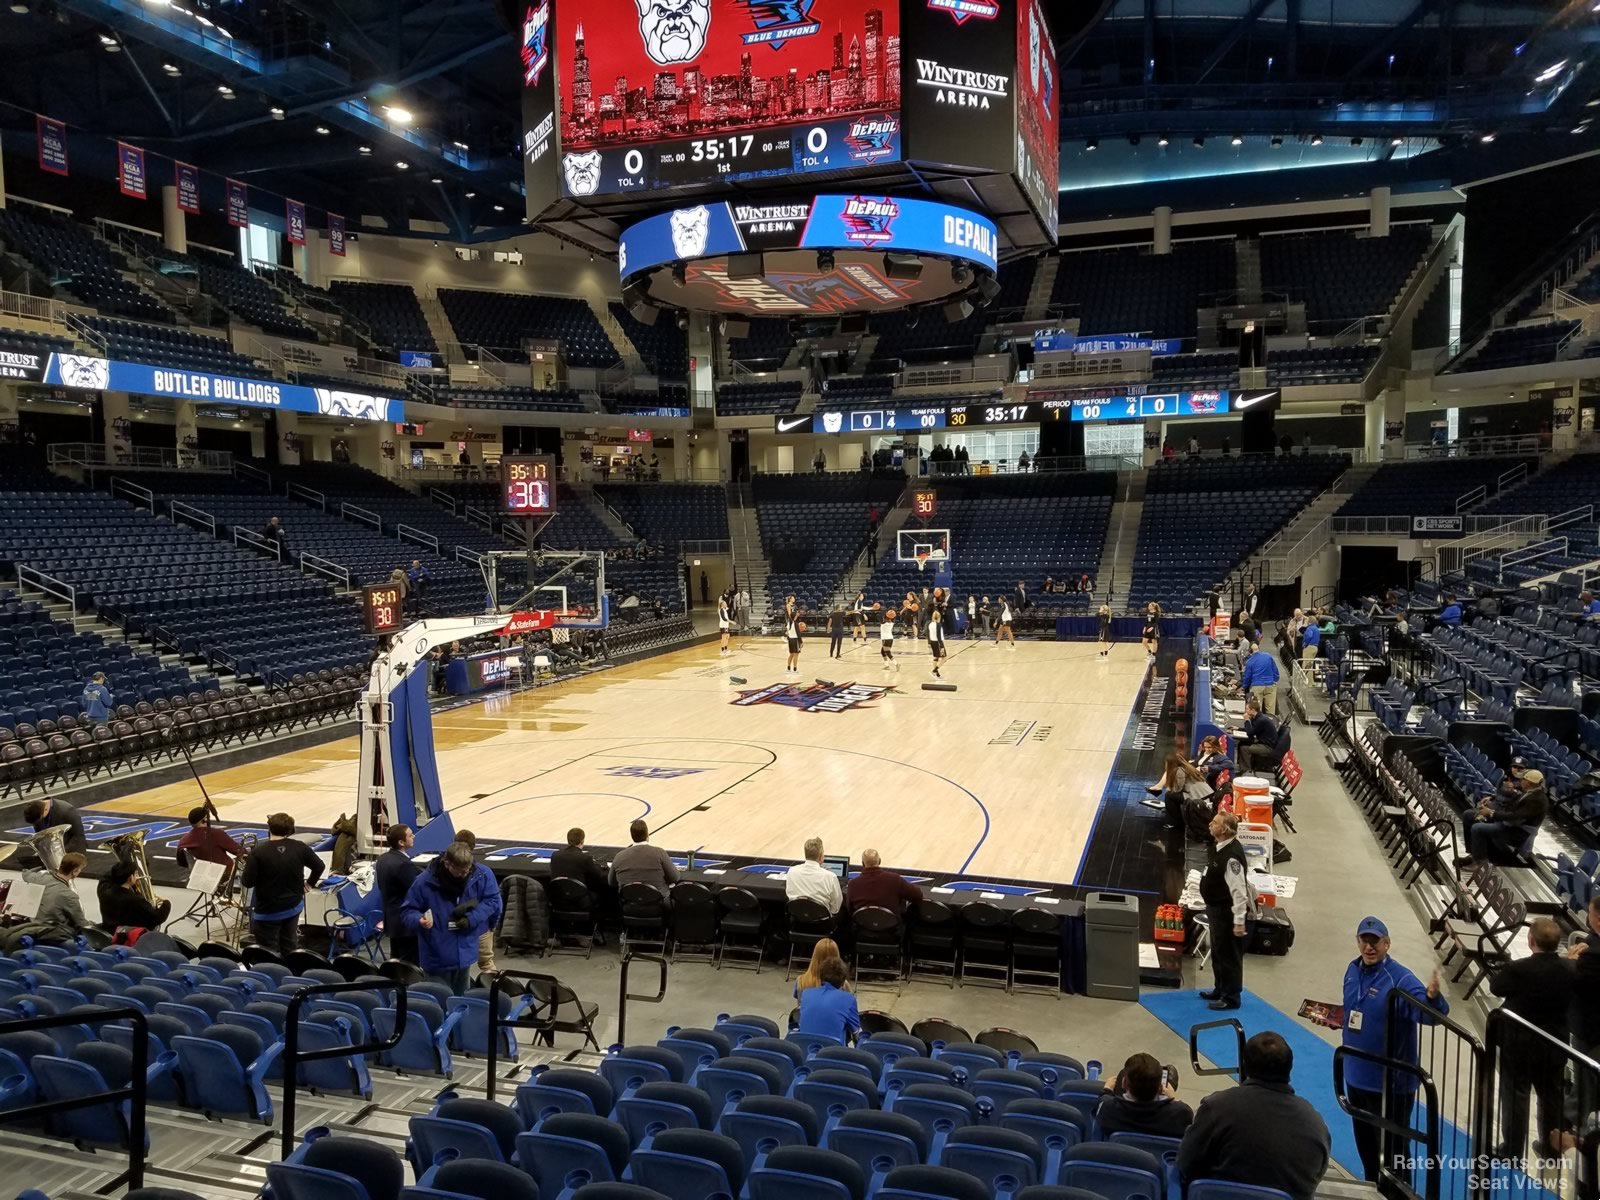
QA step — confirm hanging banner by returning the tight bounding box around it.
[328,212,346,257]
[286,198,306,246]
[36,115,68,176]
[117,143,147,200]
[225,178,249,228]
[175,162,201,214]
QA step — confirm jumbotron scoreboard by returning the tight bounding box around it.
[508,0,1061,257]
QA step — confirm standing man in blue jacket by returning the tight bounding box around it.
[81,672,114,723]
[1300,620,1322,666]
[1241,644,1282,715]
[1340,916,1447,1183]
[401,841,504,994]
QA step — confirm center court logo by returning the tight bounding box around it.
[732,681,894,713]
[841,196,899,248]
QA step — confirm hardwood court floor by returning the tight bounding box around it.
[104,638,1150,884]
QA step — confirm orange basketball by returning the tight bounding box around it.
[887,609,897,620]
[1175,658,1190,676]
[872,602,882,610]
[797,621,807,633]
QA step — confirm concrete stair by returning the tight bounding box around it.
[1097,498,1142,610]
[830,503,913,608]
[595,302,647,375]
[419,295,459,362]
[1025,253,1059,320]
[572,482,637,542]
[1241,487,1347,588]
[727,488,770,621]
[1235,237,1261,304]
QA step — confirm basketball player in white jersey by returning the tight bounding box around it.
[783,595,803,675]
[852,590,868,645]
[927,600,947,677]
[718,592,731,656]
[880,608,898,670]
[995,596,1016,648]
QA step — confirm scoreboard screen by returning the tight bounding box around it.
[912,489,937,519]
[801,404,948,434]
[501,455,557,514]
[361,583,405,636]
[1056,391,1232,422]
[555,0,902,197]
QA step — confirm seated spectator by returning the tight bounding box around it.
[25,852,95,942]
[1178,1031,1331,1200]
[610,819,680,895]
[1468,769,1548,863]
[846,848,921,912]
[96,860,172,935]
[1147,752,1216,834]
[1438,594,1463,626]
[785,836,842,914]
[795,937,849,996]
[551,826,611,894]
[1234,700,1289,774]
[1195,735,1235,787]
[1098,1054,1195,1138]
[796,956,859,1043]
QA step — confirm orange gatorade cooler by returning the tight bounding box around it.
[1233,774,1274,828]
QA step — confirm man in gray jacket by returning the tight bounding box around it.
[24,852,95,942]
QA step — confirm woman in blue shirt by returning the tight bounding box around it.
[797,957,860,1043]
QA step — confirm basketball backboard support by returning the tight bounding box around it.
[896,528,951,570]
[481,549,609,629]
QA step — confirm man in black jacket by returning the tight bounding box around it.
[1468,769,1548,863]
[1569,895,1600,1055]
[376,824,422,963]
[240,812,324,955]
[1098,1053,1194,1138]
[1491,916,1574,1159]
[23,796,87,856]
[1178,1032,1330,1200]
[1199,811,1252,1011]
[550,827,611,895]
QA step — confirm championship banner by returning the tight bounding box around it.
[328,212,347,257]
[225,178,250,228]
[175,162,201,214]
[117,143,147,200]
[36,115,68,177]
[286,198,306,246]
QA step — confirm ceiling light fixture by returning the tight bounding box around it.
[494,204,505,212]
[270,106,285,120]
[1310,133,1323,145]
[395,161,409,170]
[1391,135,1404,146]
[465,190,476,198]
[358,145,372,155]
[10,2,32,13]
[384,105,413,125]
[1085,137,1098,151]
[315,125,330,135]
[1156,134,1170,147]
[430,176,443,184]
[217,84,235,97]
[162,62,181,75]
[1536,60,1569,84]
[1480,131,1497,143]
[1230,133,1243,145]
[97,32,117,45]
[452,140,469,151]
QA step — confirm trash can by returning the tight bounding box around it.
[1085,891,1141,1001]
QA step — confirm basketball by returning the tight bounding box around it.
[887,610,897,620]
[797,621,807,633]
[873,602,882,610]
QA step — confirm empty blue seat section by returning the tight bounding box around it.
[1266,345,1380,386]
[0,206,174,323]
[139,238,316,340]
[609,303,688,379]
[1047,241,1234,340]
[756,473,908,615]
[1260,226,1432,327]
[326,280,438,354]
[1337,457,1536,518]
[718,381,805,417]
[1445,320,1582,373]
[441,289,618,369]
[730,319,796,371]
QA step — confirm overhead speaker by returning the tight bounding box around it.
[943,299,974,322]
[724,317,751,340]
[977,273,1002,303]
[883,253,923,281]
[728,252,764,280]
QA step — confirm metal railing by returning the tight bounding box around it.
[464,505,495,531]
[18,563,78,615]
[1496,536,1569,583]
[300,551,351,590]
[430,486,459,514]
[456,546,485,566]
[0,287,76,329]
[0,1006,150,1189]
[396,524,440,553]
[288,483,326,511]
[234,460,273,488]
[168,499,216,537]
[46,443,233,471]
[615,952,668,1046]
[233,526,281,561]
[281,982,407,1160]
[112,477,155,511]
[1454,485,1486,514]
[1403,435,1544,461]
[341,502,383,531]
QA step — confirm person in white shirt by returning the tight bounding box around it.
[785,836,842,914]
[880,608,898,671]
[783,596,803,675]
[738,588,751,631]
[927,599,947,677]
[717,593,731,656]
[995,598,1015,648]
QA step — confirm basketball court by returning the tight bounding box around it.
[93,636,1150,886]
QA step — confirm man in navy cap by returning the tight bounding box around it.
[1341,916,1447,1184]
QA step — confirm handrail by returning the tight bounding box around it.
[281,981,407,1160]
[1496,463,1528,495]
[396,523,440,552]
[430,486,460,515]
[233,526,282,561]
[455,546,485,566]
[341,502,383,531]
[616,951,669,1046]
[1333,1044,1442,1200]
[300,551,351,589]
[169,499,217,536]
[18,563,78,615]
[234,460,273,487]
[112,477,155,511]
[0,1005,150,1189]
[1453,485,1486,514]
[287,483,326,511]
[464,505,495,530]
[1548,504,1594,532]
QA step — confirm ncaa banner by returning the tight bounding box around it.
[175,162,201,214]
[286,199,307,246]
[117,143,147,200]
[225,178,249,228]
[328,212,346,257]
[36,115,68,177]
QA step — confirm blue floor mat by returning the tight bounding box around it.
[1140,987,1362,1177]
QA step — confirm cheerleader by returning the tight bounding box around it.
[783,595,803,675]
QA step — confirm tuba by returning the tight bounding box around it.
[105,829,158,906]
[26,824,71,875]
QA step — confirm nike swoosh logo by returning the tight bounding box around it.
[776,417,810,432]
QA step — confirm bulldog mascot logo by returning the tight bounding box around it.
[562,150,603,196]
[637,0,711,64]
[670,205,712,259]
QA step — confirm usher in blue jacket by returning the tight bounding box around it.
[1240,649,1280,691]
[400,861,504,972]
[1340,954,1449,1093]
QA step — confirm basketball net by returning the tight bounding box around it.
[916,553,929,573]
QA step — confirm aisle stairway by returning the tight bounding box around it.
[727,488,769,622]
[1097,499,1142,611]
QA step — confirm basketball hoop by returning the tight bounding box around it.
[915,552,929,573]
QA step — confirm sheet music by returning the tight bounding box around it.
[8,881,43,920]
[188,858,226,895]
